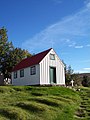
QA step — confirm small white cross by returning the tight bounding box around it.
[71,80,74,87]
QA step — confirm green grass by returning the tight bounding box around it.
[75,87,90,120]
[0,86,84,120]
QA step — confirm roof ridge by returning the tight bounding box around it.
[30,48,52,57]
[12,48,52,72]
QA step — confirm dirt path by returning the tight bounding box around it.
[75,88,90,120]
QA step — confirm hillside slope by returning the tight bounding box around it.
[75,87,90,120]
[0,86,81,120]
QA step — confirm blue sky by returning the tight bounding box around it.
[0,0,90,73]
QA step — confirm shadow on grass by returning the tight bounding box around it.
[13,87,23,91]
[31,92,44,96]
[16,102,46,113]
[0,107,25,120]
[29,98,60,107]
[49,96,73,104]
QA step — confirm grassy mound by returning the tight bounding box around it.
[0,86,81,120]
[0,107,30,120]
[16,101,46,113]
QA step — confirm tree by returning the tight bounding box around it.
[62,60,83,87]
[66,65,73,85]
[4,47,31,81]
[0,27,14,77]
[9,48,31,70]
[82,75,90,87]
[0,27,31,81]
[71,73,81,86]
[62,60,73,86]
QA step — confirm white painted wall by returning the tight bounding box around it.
[12,64,40,85]
[12,48,65,86]
[40,49,65,85]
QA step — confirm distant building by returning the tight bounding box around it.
[11,48,65,86]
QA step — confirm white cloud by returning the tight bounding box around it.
[68,42,76,47]
[67,40,84,48]
[75,45,83,49]
[65,39,70,43]
[84,68,90,70]
[69,44,90,48]
[87,2,90,8]
[74,70,89,73]
[22,1,90,53]
[74,67,90,73]
[86,44,90,47]
[84,0,90,9]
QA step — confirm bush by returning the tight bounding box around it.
[82,76,90,87]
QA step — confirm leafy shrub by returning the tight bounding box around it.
[82,76,90,87]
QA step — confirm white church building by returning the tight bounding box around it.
[12,48,65,86]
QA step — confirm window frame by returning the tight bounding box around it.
[30,66,36,75]
[20,69,24,77]
[14,71,17,79]
[50,54,55,60]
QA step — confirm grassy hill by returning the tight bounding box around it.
[75,87,90,120]
[0,86,89,120]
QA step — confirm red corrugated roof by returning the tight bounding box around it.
[12,48,52,72]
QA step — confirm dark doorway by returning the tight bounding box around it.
[50,67,56,84]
